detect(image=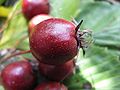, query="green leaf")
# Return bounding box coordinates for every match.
[94,27,120,49]
[0,0,5,5]
[0,6,12,17]
[76,1,120,49]
[0,13,28,50]
[77,45,120,89]
[74,1,120,89]
[0,1,29,50]
[50,0,80,21]
[0,86,4,90]
[79,0,94,10]
[63,70,95,90]
[76,2,120,31]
